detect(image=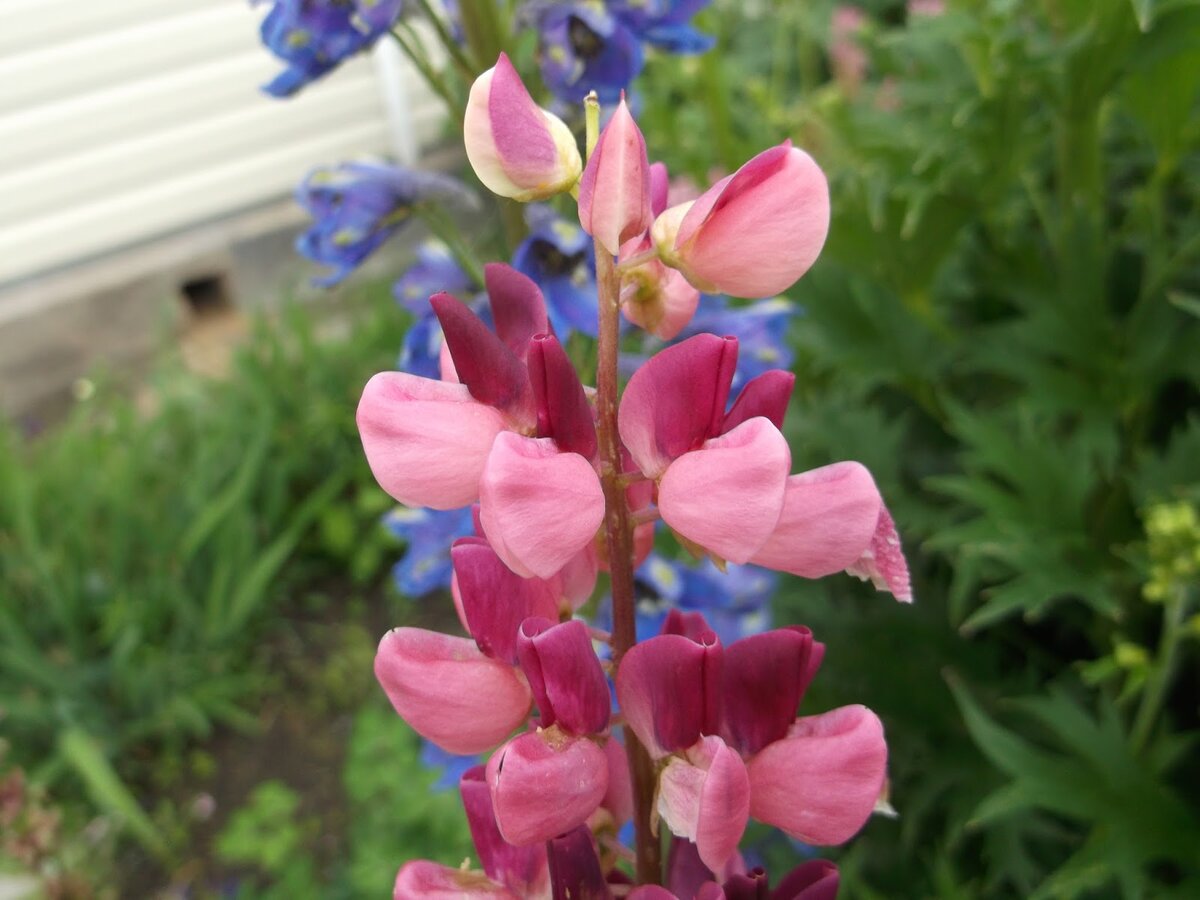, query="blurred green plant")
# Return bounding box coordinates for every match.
[0,288,404,860]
